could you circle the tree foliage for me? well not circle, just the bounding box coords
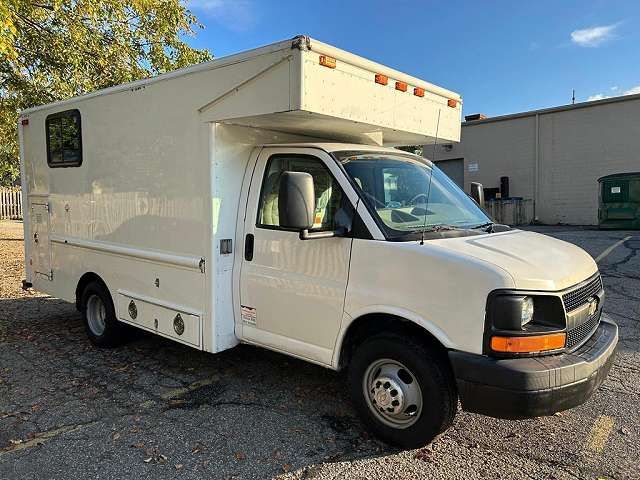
[0,0,211,185]
[397,145,424,157]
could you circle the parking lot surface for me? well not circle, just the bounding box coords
[1,220,638,479]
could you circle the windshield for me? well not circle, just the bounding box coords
[338,151,491,236]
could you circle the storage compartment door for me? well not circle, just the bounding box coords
[31,201,52,279]
[117,293,202,348]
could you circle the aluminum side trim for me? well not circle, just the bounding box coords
[50,235,204,271]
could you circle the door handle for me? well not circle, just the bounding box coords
[244,234,254,261]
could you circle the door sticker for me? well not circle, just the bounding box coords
[241,305,257,325]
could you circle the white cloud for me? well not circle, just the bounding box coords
[570,24,617,47]
[186,0,256,31]
[587,85,640,101]
[610,86,619,91]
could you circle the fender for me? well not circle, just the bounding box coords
[331,305,455,369]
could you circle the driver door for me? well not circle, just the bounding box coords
[239,147,354,365]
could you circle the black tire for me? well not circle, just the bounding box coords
[348,333,457,449]
[80,281,126,347]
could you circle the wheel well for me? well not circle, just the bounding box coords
[338,313,447,370]
[75,272,108,311]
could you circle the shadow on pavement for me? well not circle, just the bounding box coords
[0,296,396,478]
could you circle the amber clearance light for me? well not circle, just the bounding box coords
[490,333,566,353]
[319,55,336,69]
[375,74,389,86]
[395,81,408,92]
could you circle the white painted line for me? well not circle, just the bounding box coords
[595,236,632,263]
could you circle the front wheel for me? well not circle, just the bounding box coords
[348,334,457,448]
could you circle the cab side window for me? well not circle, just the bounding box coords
[46,109,82,167]
[257,154,347,231]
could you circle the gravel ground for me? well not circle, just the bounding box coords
[0,220,638,479]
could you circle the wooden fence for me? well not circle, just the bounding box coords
[0,188,23,220]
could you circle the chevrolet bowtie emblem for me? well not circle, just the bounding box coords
[587,297,598,316]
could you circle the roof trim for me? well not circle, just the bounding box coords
[19,37,298,115]
[257,142,403,153]
[464,92,640,126]
[19,35,461,116]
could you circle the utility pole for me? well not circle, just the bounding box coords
[572,89,575,104]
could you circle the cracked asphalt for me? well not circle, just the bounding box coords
[1,220,638,479]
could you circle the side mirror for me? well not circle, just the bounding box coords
[278,171,315,230]
[470,182,485,208]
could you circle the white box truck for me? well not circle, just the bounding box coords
[18,36,617,448]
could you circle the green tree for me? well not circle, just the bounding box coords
[397,145,424,157]
[0,0,211,186]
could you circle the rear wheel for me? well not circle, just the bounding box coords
[348,334,457,448]
[80,281,125,347]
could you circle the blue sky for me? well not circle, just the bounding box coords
[184,0,640,117]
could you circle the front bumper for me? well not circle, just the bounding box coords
[448,314,618,419]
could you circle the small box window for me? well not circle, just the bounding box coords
[46,109,82,167]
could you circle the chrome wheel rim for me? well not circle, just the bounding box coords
[363,358,422,429]
[86,294,107,336]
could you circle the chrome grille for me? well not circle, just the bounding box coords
[566,311,600,350]
[562,275,603,312]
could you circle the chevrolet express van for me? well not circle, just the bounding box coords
[19,36,618,447]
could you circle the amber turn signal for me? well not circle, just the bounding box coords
[319,55,336,69]
[375,74,388,86]
[490,333,566,353]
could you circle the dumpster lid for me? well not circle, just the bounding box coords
[598,172,640,182]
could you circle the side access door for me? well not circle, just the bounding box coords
[239,147,357,365]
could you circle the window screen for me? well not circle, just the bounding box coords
[257,154,346,231]
[46,109,82,167]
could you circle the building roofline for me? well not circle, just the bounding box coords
[463,92,640,126]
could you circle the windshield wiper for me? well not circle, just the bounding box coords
[422,224,463,233]
[471,222,494,230]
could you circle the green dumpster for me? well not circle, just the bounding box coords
[598,172,640,229]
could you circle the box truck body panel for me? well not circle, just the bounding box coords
[18,36,617,448]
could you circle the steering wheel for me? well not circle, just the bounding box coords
[409,193,428,206]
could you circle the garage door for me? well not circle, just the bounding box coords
[435,158,464,188]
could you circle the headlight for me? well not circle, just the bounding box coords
[485,292,567,356]
[487,294,564,331]
[520,296,534,327]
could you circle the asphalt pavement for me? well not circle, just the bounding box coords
[0,221,638,479]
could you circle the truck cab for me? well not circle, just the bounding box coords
[232,142,617,447]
